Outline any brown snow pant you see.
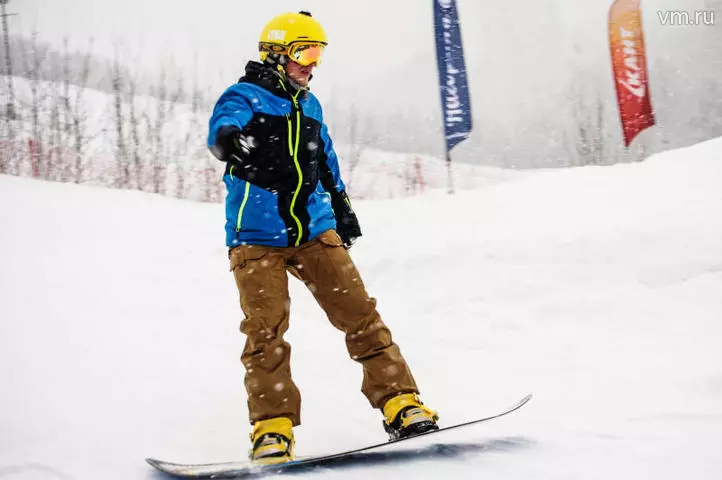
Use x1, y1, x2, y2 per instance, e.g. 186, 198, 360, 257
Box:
229, 229, 418, 426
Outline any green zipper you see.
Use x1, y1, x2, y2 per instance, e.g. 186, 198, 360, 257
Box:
288, 109, 303, 246
283, 88, 304, 247
236, 181, 251, 232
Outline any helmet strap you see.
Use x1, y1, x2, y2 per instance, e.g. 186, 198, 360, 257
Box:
262, 58, 292, 87
261, 54, 309, 94
263, 52, 287, 68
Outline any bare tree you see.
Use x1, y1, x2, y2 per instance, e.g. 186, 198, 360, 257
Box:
111, 48, 128, 188
22, 31, 47, 178
576, 97, 605, 166
343, 103, 380, 194
566, 76, 613, 167
347, 104, 360, 174
69, 39, 95, 183
59, 37, 72, 181
47, 48, 63, 181
150, 63, 171, 194
175, 52, 210, 201
126, 72, 144, 190
146, 60, 186, 196
172, 70, 188, 199
1, 0, 16, 174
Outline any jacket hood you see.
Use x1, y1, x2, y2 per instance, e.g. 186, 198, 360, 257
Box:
239, 61, 309, 101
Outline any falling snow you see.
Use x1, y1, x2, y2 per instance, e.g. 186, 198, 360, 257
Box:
1, 138, 721, 480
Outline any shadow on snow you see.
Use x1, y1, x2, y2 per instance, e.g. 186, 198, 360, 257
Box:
148, 436, 534, 479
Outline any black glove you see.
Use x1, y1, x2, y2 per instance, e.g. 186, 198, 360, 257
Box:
210, 125, 247, 163
332, 191, 362, 248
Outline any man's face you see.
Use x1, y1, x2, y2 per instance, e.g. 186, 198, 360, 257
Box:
285, 60, 315, 87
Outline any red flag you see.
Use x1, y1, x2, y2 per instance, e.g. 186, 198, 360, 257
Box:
609, 0, 655, 147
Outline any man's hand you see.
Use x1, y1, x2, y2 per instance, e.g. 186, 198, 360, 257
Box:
333, 191, 362, 249
337, 216, 361, 248
210, 125, 247, 163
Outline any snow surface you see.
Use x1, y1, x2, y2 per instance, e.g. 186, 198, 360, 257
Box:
1, 138, 722, 479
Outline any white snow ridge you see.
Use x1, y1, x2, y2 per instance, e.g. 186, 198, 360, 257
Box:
1, 138, 722, 479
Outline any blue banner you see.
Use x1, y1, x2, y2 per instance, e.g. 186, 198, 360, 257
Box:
433, 0, 472, 154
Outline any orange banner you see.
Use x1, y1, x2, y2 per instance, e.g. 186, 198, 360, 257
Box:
609, 0, 655, 146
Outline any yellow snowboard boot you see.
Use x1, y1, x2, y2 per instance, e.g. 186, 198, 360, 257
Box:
382, 393, 439, 440
249, 417, 294, 464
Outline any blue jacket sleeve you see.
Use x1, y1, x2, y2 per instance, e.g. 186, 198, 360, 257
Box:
320, 123, 347, 194
207, 86, 254, 149
316, 110, 361, 245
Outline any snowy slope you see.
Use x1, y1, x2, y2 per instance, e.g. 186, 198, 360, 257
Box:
1, 138, 722, 480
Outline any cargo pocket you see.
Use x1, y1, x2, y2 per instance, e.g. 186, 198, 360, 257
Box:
311, 229, 361, 292
229, 246, 275, 312
316, 229, 344, 248
229, 245, 269, 272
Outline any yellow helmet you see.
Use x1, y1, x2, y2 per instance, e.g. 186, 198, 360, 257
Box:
259, 11, 328, 66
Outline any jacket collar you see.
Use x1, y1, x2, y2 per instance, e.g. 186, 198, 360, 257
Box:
239, 61, 308, 102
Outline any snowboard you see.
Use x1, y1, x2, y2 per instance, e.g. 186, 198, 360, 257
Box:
146, 393, 532, 479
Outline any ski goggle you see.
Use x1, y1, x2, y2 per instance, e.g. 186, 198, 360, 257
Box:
287, 42, 325, 67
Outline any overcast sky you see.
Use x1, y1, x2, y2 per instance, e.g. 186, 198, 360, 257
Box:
13, 0, 706, 87
9, 0, 714, 111
11, 1, 434, 83
9, 0, 717, 162
10, 1, 611, 78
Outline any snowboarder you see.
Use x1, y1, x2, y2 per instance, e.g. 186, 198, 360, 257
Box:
207, 11, 438, 464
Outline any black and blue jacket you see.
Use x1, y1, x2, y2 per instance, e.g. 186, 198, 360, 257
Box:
208, 62, 360, 248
